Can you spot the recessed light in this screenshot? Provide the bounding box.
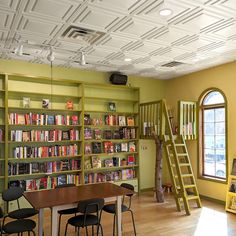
[124,58,132,62]
[159,8,173,16]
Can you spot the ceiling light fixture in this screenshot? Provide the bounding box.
[124,58,132,62]
[80,51,86,65]
[159,1,173,17]
[14,43,24,56]
[47,47,55,62]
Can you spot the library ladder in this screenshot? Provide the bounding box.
[163,102,202,215]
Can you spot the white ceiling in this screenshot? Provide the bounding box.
[0,0,236,79]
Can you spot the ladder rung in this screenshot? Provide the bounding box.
[187,195,200,201]
[182,174,193,178]
[184,184,196,189]
[177,153,188,157]
[179,163,190,167]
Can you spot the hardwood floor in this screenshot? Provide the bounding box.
[32,191,236,236]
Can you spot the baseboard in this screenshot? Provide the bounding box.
[199,194,225,205]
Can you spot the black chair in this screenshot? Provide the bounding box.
[64,198,104,236]
[55,183,79,236]
[2,187,38,220]
[0,206,36,236]
[102,183,136,236]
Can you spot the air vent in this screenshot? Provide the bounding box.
[62,26,105,44]
[161,61,185,67]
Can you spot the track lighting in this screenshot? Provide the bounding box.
[80,51,86,66]
[47,47,55,62]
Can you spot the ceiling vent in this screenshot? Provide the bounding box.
[62,26,105,44]
[161,61,186,67]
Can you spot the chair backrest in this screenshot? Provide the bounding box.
[120,183,134,197]
[2,187,24,202]
[78,198,104,214]
[55,183,75,189]
[0,206,3,218]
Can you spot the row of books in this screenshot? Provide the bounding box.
[84,169,135,184]
[8,159,81,175]
[10,129,80,142]
[84,127,136,140]
[0,129,3,141]
[8,113,79,125]
[84,155,135,169]
[84,141,136,155]
[84,114,135,126]
[13,144,79,159]
[8,174,81,191]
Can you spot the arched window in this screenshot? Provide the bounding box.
[199,89,227,181]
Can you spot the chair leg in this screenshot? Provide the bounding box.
[92,225,94,236]
[113,214,116,236]
[129,210,137,236]
[97,224,103,236]
[86,227,89,236]
[31,230,36,236]
[58,214,62,236]
[77,227,80,236]
[64,223,69,236]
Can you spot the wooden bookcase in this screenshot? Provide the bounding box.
[83,83,140,192]
[4,74,83,192]
[178,101,197,140]
[226,159,236,213]
[0,73,140,193]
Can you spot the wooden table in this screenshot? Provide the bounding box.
[24,182,133,236]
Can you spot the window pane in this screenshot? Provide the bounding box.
[203,91,224,105]
[204,123,214,135]
[204,110,214,122]
[215,108,225,122]
[204,135,214,148]
[215,122,225,135]
[200,89,226,180]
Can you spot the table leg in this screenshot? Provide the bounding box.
[38,208,44,236]
[116,195,122,236]
[51,206,59,236]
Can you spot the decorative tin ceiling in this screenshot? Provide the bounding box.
[0,0,236,79]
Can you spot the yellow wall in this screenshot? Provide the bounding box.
[165,61,236,201]
[0,59,166,190]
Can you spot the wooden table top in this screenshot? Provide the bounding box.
[24,182,132,209]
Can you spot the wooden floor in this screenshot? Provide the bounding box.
[31,191,236,236]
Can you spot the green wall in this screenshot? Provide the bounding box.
[0,58,166,191]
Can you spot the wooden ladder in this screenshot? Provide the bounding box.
[163,101,201,215]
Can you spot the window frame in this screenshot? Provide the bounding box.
[198,88,228,183]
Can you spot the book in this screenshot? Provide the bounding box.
[47,115,55,125]
[128,141,136,152]
[84,158,92,169]
[84,114,91,125]
[118,116,126,126]
[104,158,114,167]
[113,130,121,139]
[112,157,120,167]
[42,99,49,109]
[71,115,78,125]
[103,130,112,139]
[108,102,116,111]
[84,143,92,154]
[127,116,135,126]
[23,97,30,108]
[114,143,121,153]
[62,130,70,140]
[94,129,102,140]
[121,142,128,152]
[91,156,101,168]
[103,141,114,153]
[92,142,102,154]
[84,128,93,140]
[127,155,135,165]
